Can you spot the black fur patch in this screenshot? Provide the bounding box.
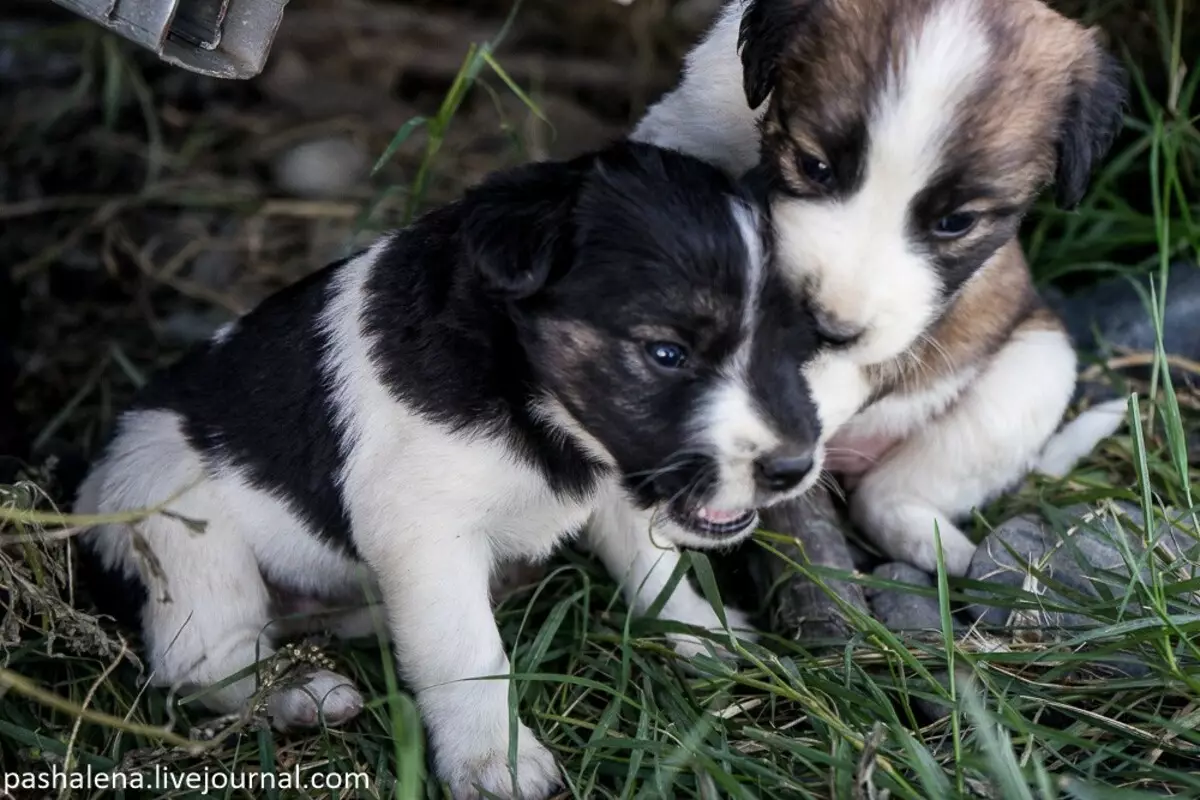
[739,0,823,110]
[134,262,358,554]
[1055,51,1129,209]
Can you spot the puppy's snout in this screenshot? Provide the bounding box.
[754,450,815,493]
[813,309,865,348]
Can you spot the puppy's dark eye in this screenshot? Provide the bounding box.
[645,342,689,370]
[932,212,979,239]
[798,154,835,189]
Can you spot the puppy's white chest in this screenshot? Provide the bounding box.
[481,489,594,562]
[340,407,596,564]
[828,369,978,476]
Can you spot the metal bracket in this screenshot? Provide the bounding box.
[49,0,288,79]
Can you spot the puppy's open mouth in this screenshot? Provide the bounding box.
[671,503,758,538]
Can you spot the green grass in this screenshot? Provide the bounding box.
[2,1,1199,798]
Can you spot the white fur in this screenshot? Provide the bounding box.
[76,211,799,799]
[631,2,762,175]
[211,321,237,345]
[802,352,874,436]
[1036,398,1128,478]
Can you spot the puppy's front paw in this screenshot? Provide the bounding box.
[668,605,759,661]
[266,669,363,730]
[932,535,977,578]
[440,724,561,800]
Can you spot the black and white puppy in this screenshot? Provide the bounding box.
[75,142,824,799]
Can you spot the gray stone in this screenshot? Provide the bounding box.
[752,486,870,641]
[1052,261,1200,359]
[963,503,1198,629]
[1048,261,1200,403]
[867,563,950,633]
[846,538,879,572]
[907,669,964,724]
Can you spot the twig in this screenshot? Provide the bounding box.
[60,641,130,795]
[0,668,205,754]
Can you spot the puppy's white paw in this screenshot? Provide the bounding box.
[720,605,759,640]
[266,669,363,730]
[936,537,977,578]
[439,724,561,800]
[668,605,759,661]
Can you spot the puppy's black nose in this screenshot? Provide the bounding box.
[754,451,815,492]
[813,310,864,348]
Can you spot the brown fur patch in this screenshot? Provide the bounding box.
[538,318,609,408]
[865,240,1046,398]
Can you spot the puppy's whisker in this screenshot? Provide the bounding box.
[921,333,956,375]
[818,472,847,502]
[823,446,879,461]
[628,462,688,491]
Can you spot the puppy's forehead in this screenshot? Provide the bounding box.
[570,195,764,330]
[770,0,1093,190]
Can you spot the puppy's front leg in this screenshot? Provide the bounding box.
[585,488,757,658]
[359,528,559,800]
[852,320,1077,576]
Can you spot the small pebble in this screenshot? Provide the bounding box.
[963,503,1197,630]
[866,563,950,634]
[271,136,368,198]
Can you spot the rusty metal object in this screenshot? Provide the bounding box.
[48,0,286,79]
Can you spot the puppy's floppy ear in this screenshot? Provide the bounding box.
[1054,36,1128,210]
[739,0,816,110]
[460,162,581,299]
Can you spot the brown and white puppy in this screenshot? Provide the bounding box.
[634,0,1129,575]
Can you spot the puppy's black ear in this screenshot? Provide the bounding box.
[460,162,580,299]
[1055,40,1128,210]
[739,0,815,110]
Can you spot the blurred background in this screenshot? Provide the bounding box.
[1,0,724,476]
[1,0,1196,478]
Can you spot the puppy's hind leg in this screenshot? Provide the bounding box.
[139,507,360,728]
[79,479,361,730]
